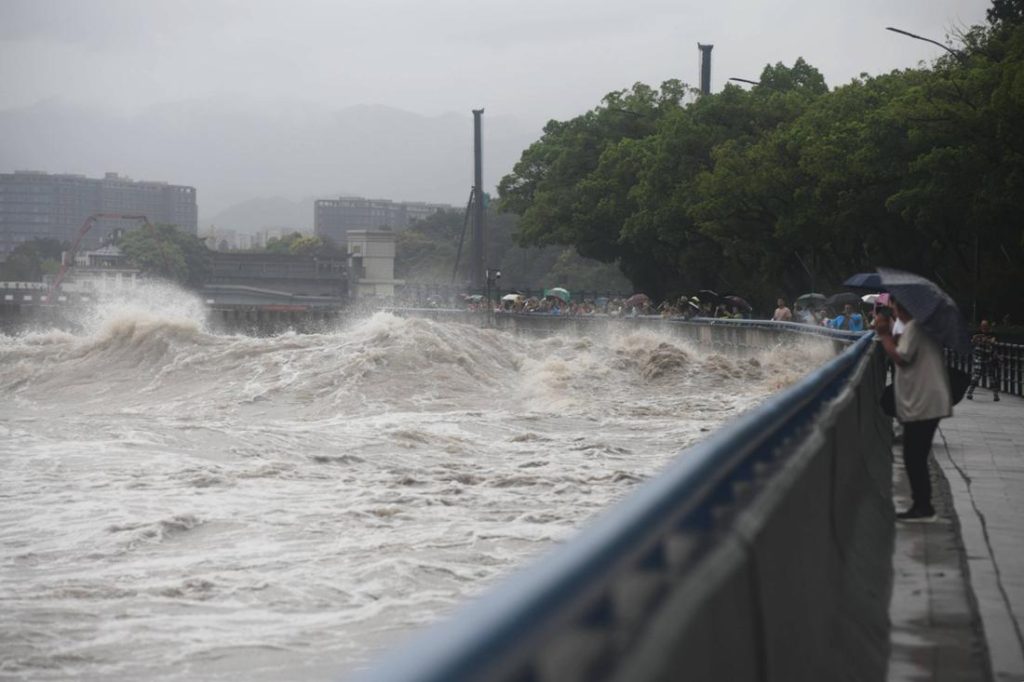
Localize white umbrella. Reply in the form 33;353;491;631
501;293;522;302
861;293;880;304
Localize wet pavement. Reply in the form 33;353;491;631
889;392;1024;682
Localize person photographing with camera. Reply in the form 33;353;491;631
874;299;952;521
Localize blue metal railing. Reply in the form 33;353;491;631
947;342;1024;398
354;331;881;682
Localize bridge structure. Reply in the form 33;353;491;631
202;284;347;334
0;280;348;334
352;314;1024;682
0;281;84;332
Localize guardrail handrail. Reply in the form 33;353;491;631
0;281;49;290
947;339;1024;398
355;332;875;682
391;308;866;342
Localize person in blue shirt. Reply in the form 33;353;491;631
831;304;864;331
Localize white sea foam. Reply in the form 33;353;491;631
0;285;835;680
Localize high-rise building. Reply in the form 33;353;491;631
0;171;197;256
314;197;454;246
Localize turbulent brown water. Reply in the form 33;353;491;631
0;285;834;680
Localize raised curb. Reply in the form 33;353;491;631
889;441;989;681
934;393;1024;682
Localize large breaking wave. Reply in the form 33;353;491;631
0;285;834;680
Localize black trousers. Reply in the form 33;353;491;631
902;418;940;511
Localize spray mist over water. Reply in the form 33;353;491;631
0;285;835;680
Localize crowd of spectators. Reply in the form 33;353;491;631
480;291;860;324
394;289;1012;360
492;294;757;319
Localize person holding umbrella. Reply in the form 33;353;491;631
875;299;950;521
873;268;969;522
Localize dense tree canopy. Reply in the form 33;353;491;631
497;5;1024;320
264;232;343;257
118;224;211;289
0;238;65;281
395;208;631;292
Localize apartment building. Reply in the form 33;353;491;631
0;171;197;256
314;196;454;246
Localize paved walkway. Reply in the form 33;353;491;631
889;391;1024;682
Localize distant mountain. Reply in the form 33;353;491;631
203;197;316;234
0;97;541;224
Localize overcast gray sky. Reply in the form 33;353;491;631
0;0;990;124
0;0;993;217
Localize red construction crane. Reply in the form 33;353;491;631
45;213;151;301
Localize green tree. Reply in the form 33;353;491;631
689;66;910;302
0;238;66;281
393;206;632;292
495;29;1024;318
881;20;1024;317
757;57;829;94
988;0;1024;27
484;7;1024;319
498;80;687;260
118;224;211;289
395;210;462;280
287;235;324;255
498;62;832;301
265;232;304;254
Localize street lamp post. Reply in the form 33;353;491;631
887;26;976;321
885;27;968;63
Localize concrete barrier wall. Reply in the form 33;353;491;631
355;324;893;682
609;342;893;682
491;312;858;350
390;310;860;351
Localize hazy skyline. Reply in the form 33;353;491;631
0;0;992;219
1;0;989;121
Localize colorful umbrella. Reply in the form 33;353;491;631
544;287;571;303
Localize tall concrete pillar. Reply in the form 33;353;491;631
472;109;485;291
698;43;713;95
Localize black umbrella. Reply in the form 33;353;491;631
877;267;971;355
795;292;826;308
697;289;720;304
843;272;885;291
825;292;862;308
723;295;752;311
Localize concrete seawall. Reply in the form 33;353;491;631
356;320;893;682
